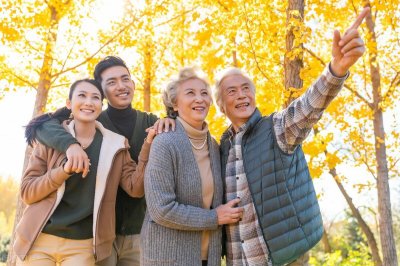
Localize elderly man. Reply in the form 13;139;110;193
215;8;370;266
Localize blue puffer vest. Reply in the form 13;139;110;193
220;109;323;265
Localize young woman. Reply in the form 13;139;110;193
141;68;243;266
14;79;155;266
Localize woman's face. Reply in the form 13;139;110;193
174;78;211;130
66;82;103;123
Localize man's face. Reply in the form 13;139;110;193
220;74;256;131
101;66;135;109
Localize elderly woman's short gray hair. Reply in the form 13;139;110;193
163;67;211;119
213;67;255;113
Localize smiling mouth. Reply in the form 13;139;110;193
117;92;129;97
192;107;205;111
80;109;95;113
235;103;249;108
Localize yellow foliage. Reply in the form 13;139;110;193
308;159;324;178
326;151;341;169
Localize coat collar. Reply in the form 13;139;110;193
66;120;127;238
221;108;262;142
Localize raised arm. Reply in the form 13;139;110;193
20;144;70;205
119;127;157;197
36;118;78;152
273;7;369;154
36;119;90;177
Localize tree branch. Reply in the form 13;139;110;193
383;71;400;101
52;16;141;79
216;0;229;12
304;47;374;109
51;82;72;88
154;7;197;27
243;2;271;81
52;28;81;84
388;157;400;172
356;124;377;180
5;70;37;90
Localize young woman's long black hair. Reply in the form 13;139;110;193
25;79;103;147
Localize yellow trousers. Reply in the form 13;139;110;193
17;232;95;266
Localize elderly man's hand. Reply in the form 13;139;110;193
331;7;370;77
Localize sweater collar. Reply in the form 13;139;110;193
106;104;134;119
177;116;208;140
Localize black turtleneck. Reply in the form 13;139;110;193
106;104;136;139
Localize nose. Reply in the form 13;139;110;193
116;79;125;90
237;88;246;98
84;98;94;106
195;93;205;102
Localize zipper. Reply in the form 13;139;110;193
93;147;125;259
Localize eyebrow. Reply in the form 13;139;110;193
105;74;130;82
77;90;101;96
226;82;250;90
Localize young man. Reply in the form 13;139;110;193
214;8;369;266
34;56;175;266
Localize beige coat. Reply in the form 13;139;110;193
14;121;150;262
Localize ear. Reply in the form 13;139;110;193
66;99;71;109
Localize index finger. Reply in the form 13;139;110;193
348;7;370;30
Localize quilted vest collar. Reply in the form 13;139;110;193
221;108;262;142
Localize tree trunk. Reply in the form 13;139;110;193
143;41;152;112
7;5;59;266
285;1;308;265
312;124;383;265
321;229;332;253
363;1;398;265
232;35;238;67
284;0;304;107
329;167;382;265
179;0;186;67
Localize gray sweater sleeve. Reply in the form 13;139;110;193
144;137;219;231
36;119;78;152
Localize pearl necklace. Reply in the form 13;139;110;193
189;137;207;150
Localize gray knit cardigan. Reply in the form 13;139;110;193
141;120;223;266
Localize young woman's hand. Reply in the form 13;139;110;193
145;126;158;144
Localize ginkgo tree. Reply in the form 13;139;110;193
301;0;399;265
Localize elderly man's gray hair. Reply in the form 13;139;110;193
213;67;255;113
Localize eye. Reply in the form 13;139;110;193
201;90;209;95
107;81;115;86
78;93;86;97
227;89;236;96
123;77;131;82
243;86;250;91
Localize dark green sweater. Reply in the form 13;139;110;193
42;130;102;239
36;108;158;235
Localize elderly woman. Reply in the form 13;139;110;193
141;67;243;266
